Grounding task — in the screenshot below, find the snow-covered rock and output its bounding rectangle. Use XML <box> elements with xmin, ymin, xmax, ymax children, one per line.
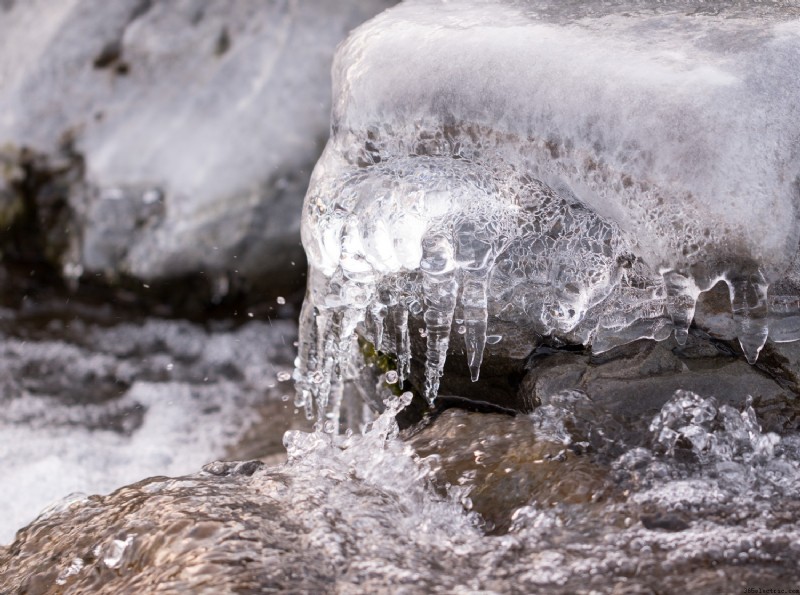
<box><xmin>0</xmin><ymin>0</ymin><xmax>395</xmax><ymax>287</ymax></box>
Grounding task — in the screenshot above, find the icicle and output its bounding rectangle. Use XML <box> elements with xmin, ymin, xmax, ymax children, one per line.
<box><xmin>460</xmin><ymin>270</ymin><xmax>490</xmax><ymax>382</ymax></box>
<box><xmin>323</xmin><ymin>378</ymin><xmax>345</xmax><ymax>434</ymax></box>
<box><xmin>661</xmin><ymin>270</ymin><xmax>700</xmax><ymax>345</ymax></box>
<box><xmin>366</xmin><ymin>301</ymin><xmax>388</xmax><ymax>352</ymax></box>
<box><xmin>293</xmin><ymin>296</ymin><xmax>321</xmax><ymax>418</ymax></box>
<box><xmin>335</xmin><ymin>307</ymin><xmax>362</xmax><ymax>374</ymax></box>
<box><xmin>726</xmin><ymin>270</ymin><xmax>769</xmax><ymax>364</ymax></box>
<box><xmin>315</xmin><ymin>308</ymin><xmax>339</xmax><ymax>417</ymax></box>
<box><xmin>392</xmin><ymin>304</ymin><xmax>411</xmax><ymax>384</ymax></box>
<box><xmin>420</xmin><ymin>234</ymin><xmax>458</xmax><ymax>404</ymax></box>
<box><xmin>767</xmin><ymin>295</ymin><xmax>800</xmax><ymax>343</ymax></box>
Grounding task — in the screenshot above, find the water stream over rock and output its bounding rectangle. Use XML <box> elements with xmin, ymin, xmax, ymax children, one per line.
<box><xmin>3</xmin><ymin>1</ymin><xmax>800</xmax><ymax>592</ymax></box>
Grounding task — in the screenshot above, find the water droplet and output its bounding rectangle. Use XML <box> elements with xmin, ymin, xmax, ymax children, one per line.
<box><xmin>385</xmin><ymin>370</ymin><xmax>399</xmax><ymax>384</ymax></box>
<box><xmin>277</xmin><ymin>296</ymin><xmax>286</xmax><ymax>305</ymax></box>
<box><xmin>486</xmin><ymin>334</ymin><xmax>502</xmax><ymax>344</ymax></box>
<box><xmin>457</xmin><ymin>325</ymin><xmax>466</xmax><ymax>334</ymax></box>
<box><xmin>142</xmin><ymin>188</ymin><xmax>162</xmax><ymax>204</ymax></box>
<box><xmin>165</xmin><ymin>363</ymin><xmax>174</xmax><ymax>371</ymax></box>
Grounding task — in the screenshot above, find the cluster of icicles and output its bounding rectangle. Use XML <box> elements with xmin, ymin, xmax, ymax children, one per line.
<box><xmin>293</xmin><ymin>156</ymin><xmax>800</xmax><ymax>428</ymax></box>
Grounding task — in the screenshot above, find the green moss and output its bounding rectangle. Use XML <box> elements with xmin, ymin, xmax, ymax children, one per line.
<box><xmin>358</xmin><ymin>335</ymin><xmax>405</xmax><ymax>396</ymax></box>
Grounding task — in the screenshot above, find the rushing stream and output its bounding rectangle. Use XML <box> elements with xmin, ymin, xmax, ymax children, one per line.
<box><xmin>2</xmin><ymin>0</ymin><xmax>800</xmax><ymax>592</ymax></box>
<box><xmin>3</xmin><ymin>383</ymin><xmax>800</xmax><ymax>592</ymax></box>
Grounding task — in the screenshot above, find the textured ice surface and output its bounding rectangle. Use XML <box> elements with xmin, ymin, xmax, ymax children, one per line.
<box><xmin>0</xmin><ymin>314</ymin><xmax>300</xmax><ymax>544</ymax></box>
<box><xmin>296</xmin><ymin>0</ymin><xmax>800</xmax><ymax>420</ymax></box>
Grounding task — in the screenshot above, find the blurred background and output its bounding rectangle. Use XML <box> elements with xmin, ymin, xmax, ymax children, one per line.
<box><xmin>0</xmin><ymin>0</ymin><xmax>396</xmax><ymax>542</ymax></box>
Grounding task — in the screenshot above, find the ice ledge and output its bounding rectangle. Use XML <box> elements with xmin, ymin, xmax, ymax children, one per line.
<box><xmin>295</xmin><ymin>0</ymin><xmax>800</xmax><ymax>422</ymax></box>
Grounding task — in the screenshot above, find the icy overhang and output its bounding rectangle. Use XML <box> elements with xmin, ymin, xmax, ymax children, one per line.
<box><xmin>296</xmin><ymin>0</ymin><xmax>800</xmax><ymax>423</ymax></box>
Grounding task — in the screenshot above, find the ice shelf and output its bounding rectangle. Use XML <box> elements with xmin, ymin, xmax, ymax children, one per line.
<box><xmin>295</xmin><ymin>0</ymin><xmax>800</xmax><ymax>424</ymax></box>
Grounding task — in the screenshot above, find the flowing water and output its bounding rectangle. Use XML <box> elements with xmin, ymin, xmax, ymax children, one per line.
<box><xmin>3</xmin><ymin>379</ymin><xmax>800</xmax><ymax>592</ymax></box>
<box><xmin>3</xmin><ymin>1</ymin><xmax>800</xmax><ymax>592</ymax></box>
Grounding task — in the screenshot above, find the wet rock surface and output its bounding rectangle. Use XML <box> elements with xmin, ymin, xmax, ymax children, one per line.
<box><xmin>3</xmin><ymin>388</ymin><xmax>800</xmax><ymax>593</ymax></box>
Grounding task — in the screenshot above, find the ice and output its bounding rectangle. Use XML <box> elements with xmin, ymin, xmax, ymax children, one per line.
<box><xmin>295</xmin><ymin>0</ymin><xmax>800</xmax><ymax>420</ymax></box>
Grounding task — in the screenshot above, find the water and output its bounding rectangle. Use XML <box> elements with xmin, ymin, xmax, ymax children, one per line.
<box><xmin>0</xmin><ymin>304</ymin><xmax>307</xmax><ymax>544</ymax></box>
<box><xmin>3</xmin><ymin>385</ymin><xmax>800</xmax><ymax>592</ymax></box>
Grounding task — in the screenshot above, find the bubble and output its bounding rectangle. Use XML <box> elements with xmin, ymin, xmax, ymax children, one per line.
<box><xmin>408</xmin><ymin>300</ymin><xmax>423</xmax><ymax>315</ymax></box>
<box><xmin>385</xmin><ymin>370</ymin><xmax>399</xmax><ymax>384</ymax></box>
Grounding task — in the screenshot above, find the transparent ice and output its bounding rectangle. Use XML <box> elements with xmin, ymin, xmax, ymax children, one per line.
<box><xmin>295</xmin><ymin>0</ymin><xmax>800</xmax><ymax>422</ymax></box>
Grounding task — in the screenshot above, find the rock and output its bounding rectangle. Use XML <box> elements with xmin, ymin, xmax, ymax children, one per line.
<box><xmin>519</xmin><ymin>335</ymin><xmax>800</xmax><ymax>434</ymax></box>
<box><xmin>0</xmin><ymin>0</ymin><xmax>395</xmax><ymax>295</ymax></box>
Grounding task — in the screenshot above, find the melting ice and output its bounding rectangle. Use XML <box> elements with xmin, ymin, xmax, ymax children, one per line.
<box><xmin>295</xmin><ymin>0</ymin><xmax>800</xmax><ymax>422</ymax></box>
